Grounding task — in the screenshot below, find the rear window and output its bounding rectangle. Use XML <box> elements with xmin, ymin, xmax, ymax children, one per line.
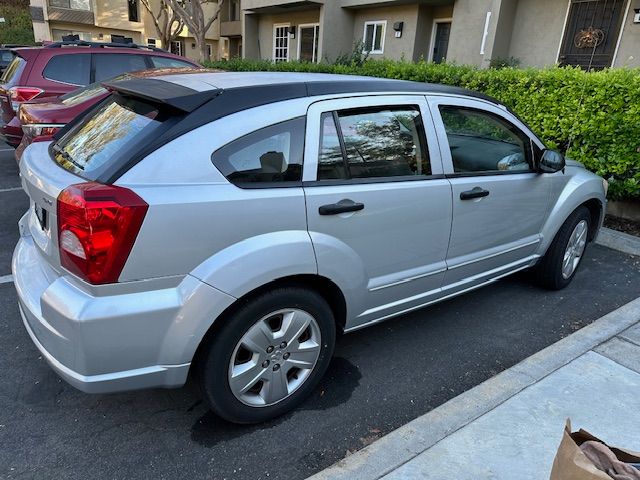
<box><xmin>43</xmin><ymin>54</ymin><xmax>91</xmax><ymax>86</ymax></box>
<box><xmin>1</xmin><ymin>56</ymin><xmax>26</xmax><ymax>85</ymax></box>
<box><xmin>52</xmin><ymin>95</ymin><xmax>171</xmax><ymax>179</ymax></box>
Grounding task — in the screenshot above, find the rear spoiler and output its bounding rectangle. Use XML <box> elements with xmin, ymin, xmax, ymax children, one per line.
<box><xmin>102</xmin><ymin>78</ymin><xmax>220</xmax><ymax>113</ymax></box>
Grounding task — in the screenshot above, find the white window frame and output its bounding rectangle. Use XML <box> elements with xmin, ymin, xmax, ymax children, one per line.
<box><xmin>428</xmin><ymin>18</ymin><xmax>453</xmax><ymax>63</ymax></box>
<box><xmin>207</xmin><ymin>43</ymin><xmax>213</xmax><ymax>59</ymax></box>
<box><xmin>273</xmin><ymin>23</ymin><xmax>290</xmax><ymax>62</ymax></box>
<box><xmin>297</xmin><ymin>23</ymin><xmax>320</xmax><ymax>62</ymax></box>
<box><xmin>363</xmin><ymin>20</ymin><xmax>386</xmax><ymax>54</ymax></box>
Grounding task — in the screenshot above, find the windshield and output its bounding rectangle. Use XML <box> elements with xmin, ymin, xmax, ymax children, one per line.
<box><xmin>53</xmin><ymin>94</ymin><xmax>170</xmax><ymax>179</ymax></box>
<box><xmin>59</xmin><ymin>72</ymin><xmax>133</xmax><ymax>106</ymax></box>
<box><xmin>60</xmin><ymin>83</ymin><xmax>109</xmax><ymax>106</ymax></box>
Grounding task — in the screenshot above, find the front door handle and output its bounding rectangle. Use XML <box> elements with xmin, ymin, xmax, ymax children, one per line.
<box><xmin>319</xmin><ymin>199</ymin><xmax>365</xmax><ymax>215</ymax></box>
<box><xmin>460</xmin><ymin>187</ymin><xmax>490</xmax><ymax>200</ymax></box>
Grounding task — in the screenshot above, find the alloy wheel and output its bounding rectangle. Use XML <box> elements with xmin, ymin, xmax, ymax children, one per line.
<box><xmin>228</xmin><ymin>308</ymin><xmax>322</xmax><ymax>407</ymax></box>
<box><xmin>562</xmin><ymin>219</ymin><xmax>588</xmax><ymax>279</ymax></box>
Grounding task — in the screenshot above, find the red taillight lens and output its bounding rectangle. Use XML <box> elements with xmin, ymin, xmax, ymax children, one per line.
<box><xmin>57</xmin><ymin>183</ymin><xmax>148</xmax><ymax>285</ymax></box>
<box><xmin>9</xmin><ymin>86</ymin><xmax>44</xmax><ymax>110</ymax></box>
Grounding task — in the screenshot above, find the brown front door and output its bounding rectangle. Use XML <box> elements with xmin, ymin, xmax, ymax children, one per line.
<box><xmin>558</xmin><ymin>0</ymin><xmax>627</xmax><ymax>70</ymax></box>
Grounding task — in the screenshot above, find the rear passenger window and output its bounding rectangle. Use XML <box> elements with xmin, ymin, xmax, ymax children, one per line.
<box><xmin>150</xmin><ymin>56</ymin><xmax>194</xmax><ymax>68</ymax></box>
<box><xmin>318</xmin><ymin>106</ymin><xmax>431</xmax><ymax>180</ymax></box>
<box><xmin>93</xmin><ymin>54</ymin><xmax>148</xmax><ymax>82</ymax></box>
<box><xmin>43</xmin><ymin>54</ymin><xmax>90</xmax><ymax>86</ymax></box>
<box><xmin>439</xmin><ymin>106</ymin><xmax>532</xmax><ymax>173</ymax></box>
<box><xmin>211</xmin><ymin>117</ymin><xmax>305</xmax><ymax>187</ymax></box>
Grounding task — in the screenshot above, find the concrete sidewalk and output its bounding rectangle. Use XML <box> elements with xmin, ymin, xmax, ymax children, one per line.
<box><xmin>310</xmin><ymin>231</ymin><xmax>640</xmax><ymax>480</ymax></box>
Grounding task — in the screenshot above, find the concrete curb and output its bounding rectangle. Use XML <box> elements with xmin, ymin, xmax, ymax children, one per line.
<box><xmin>309</xmin><ymin>296</ymin><xmax>640</xmax><ymax>480</ymax></box>
<box><xmin>596</xmin><ymin>227</ymin><xmax>640</xmax><ymax>257</ymax></box>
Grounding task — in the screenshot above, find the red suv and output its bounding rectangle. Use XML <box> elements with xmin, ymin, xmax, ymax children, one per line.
<box><xmin>15</xmin><ymin>67</ymin><xmax>210</xmax><ymax>160</ymax></box>
<box><xmin>0</xmin><ymin>40</ymin><xmax>198</xmax><ymax>147</ymax></box>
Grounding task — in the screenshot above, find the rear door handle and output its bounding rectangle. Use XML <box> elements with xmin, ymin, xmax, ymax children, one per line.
<box><xmin>460</xmin><ymin>187</ymin><xmax>490</xmax><ymax>200</ymax></box>
<box><xmin>319</xmin><ymin>199</ymin><xmax>365</xmax><ymax>215</ymax></box>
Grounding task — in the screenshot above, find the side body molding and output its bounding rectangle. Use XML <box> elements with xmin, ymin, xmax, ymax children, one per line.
<box><xmin>190</xmin><ymin>231</ymin><xmax>318</xmax><ymax>299</ymax></box>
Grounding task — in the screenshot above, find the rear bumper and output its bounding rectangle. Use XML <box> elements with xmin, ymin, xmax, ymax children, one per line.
<box><xmin>13</xmin><ymin>228</ymin><xmax>236</xmax><ymax>394</ymax></box>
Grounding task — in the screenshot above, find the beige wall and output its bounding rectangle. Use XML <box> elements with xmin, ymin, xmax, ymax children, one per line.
<box><xmin>318</xmin><ymin>1</ymin><xmax>354</xmax><ymax>61</ymax></box>
<box><xmin>351</xmin><ymin>4</ymin><xmax>420</xmax><ymax>60</ymax></box>
<box><xmin>613</xmin><ymin>0</ymin><xmax>640</xmax><ymax>67</ymax></box>
<box><xmin>507</xmin><ymin>0</ymin><xmax>568</xmax><ymax>67</ymax></box>
<box><xmin>94</xmin><ymin>0</ymin><xmax>143</xmax><ymax>32</ymax></box>
<box><xmin>413</xmin><ymin>4</ymin><xmax>453</xmax><ymax>61</ymax></box>
<box><xmin>255</xmin><ymin>9</ymin><xmax>321</xmax><ymax>60</ymax></box>
<box><xmin>352</xmin><ymin>4</ymin><xmax>420</xmax><ymax>60</ymax></box>
<box><xmin>48</xmin><ymin>21</ymin><xmax>143</xmax><ymax>43</ymax></box>
<box><xmin>447</xmin><ymin>0</ymin><xmax>493</xmax><ymax>66</ymax></box>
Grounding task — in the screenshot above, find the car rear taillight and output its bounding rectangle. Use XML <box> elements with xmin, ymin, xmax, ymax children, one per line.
<box><xmin>8</xmin><ymin>86</ymin><xmax>44</xmax><ymax>111</ymax></box>
<box><xmin>22</xmin><ymin>124</ymin><xmax>63</xmax><ymax>143</ymax></box>
<box><xmin>57</xmin><ymin>183</ymin><xmax>148</xmax><ymax>285</ymax></box>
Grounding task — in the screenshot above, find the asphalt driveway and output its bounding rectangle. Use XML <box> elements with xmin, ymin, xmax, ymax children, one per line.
<box><xmin>1</xmin><ymin>144</ymin><xmax>639</xmax><ymax>480</ymax></box>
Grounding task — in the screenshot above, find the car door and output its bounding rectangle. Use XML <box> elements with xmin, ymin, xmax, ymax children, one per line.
<box><xmin>427</xmin><ymin>96</ymin><xmax>550</xmax><ymax>289</ymax></box>
<box><xmin>303</xmin><ymin>95</ymin><xmax>452</xmax><ymax>330</ymax></box>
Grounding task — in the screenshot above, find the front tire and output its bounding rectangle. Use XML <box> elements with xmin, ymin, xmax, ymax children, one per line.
<box><xmin>536</xmin><ymin>206</ymin><xmax>591</xmax><ymax>290</ymax></box>
<box><xmin>199</xmin><ymin>287</ymin><xmax>336</xmax><ymax>424</ymax></box>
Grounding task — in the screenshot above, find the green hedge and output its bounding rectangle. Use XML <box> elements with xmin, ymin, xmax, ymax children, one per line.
<box><xmin>0</xmin><ymin>4</ymin><xmax>35</xmax><ymax>45</ymax></box>
<box><xmin>204</xmin><ymin>58</ymin><xmax>640</xmax><ymax>200</ymax></box>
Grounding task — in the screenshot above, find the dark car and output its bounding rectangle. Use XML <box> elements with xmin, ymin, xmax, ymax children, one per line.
<box><xmin>0</xmin><ymin>40</ymin><xmax>198</xmax><ymax>147</ymax></box>
<box><xmin>15</xmin><ymin>66</ymin><xmax>210</xmax><ymax>160</ymax></box>
<box><xmin>0</xmin><ymin>49</ymin><xmax>16</xmax><ymax>76</ymax></box>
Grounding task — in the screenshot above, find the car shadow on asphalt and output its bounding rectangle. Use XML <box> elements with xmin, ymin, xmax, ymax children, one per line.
<box><xmin>189</xmin><ymin>357</ymin><xmax>362</xmax><ymax>447</ymax></box>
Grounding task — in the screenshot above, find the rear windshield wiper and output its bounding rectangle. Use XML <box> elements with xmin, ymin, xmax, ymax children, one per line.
<box><xmin>52</xmin><ymin>142</ymin><xmax>85</xmax><ymax>171</ymax></box>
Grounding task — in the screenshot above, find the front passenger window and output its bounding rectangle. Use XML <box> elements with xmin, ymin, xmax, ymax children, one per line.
<box><xmin>439</xmin><ymin>106</ymin><xmax>532</xmax><ymax>173</ymax></box>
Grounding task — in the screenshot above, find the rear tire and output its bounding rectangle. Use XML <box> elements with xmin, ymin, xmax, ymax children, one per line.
<box><xmin>198</xmin><ymin>287</ymin><xmax>336</xmax><ymax>424</ymax></box>
<box><xmin>536</xmin><ymin>206</ymin><xmax>591</xmax><ymax>290</ymax></box>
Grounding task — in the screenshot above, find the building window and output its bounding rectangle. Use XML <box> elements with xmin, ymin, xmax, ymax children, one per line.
<box><xmin>170</xmin><ymin>40</ymin><xmax>183</xmax><ymax>56</ymax></box>
<box><xmin>273</xmin><ymin>24</ymin><xmax>290</xmax><ymax>62</ymax></box>
<box><xmin>147</xmin><ymin>38</ymin><xmax>156</xmax><ymax>47</ymax></box>
<box><xmin>364</xmin><ymin>20</ymin><xmax>386</xmax><ymax>54</ymax></box>
<box><xmin>229</xmin><ymin>0</ymin><xmax>240</xmax><ymax>22</ymax></box>
<box><xmin>49</xmin><ymin>0</ymin><xmax>91</xmax><ymax>11</ymax></box>
<box><xmin>128</xmin><ymin>0</ymin><xmax>139</xmax><ymax>21</ymax></box>
<box><xmin>298</xmin><ymin>24</ymin><xmax>319</xmax><ymax>62</ymax></box>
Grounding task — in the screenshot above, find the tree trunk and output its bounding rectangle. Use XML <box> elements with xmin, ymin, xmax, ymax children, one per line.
<box><xmin>198</xmin><ymin>32</ymin><xmax>208</xmax><ymax>63</ymax></box>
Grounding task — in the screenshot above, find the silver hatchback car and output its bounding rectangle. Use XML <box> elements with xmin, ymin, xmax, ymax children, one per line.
<box><xmin>14</xmin><ymin>72</ymin><xmax>607</xmax><ymax>423</ymax></box>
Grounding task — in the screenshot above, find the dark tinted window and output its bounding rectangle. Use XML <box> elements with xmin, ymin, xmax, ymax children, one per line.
<box><xmin>54</xmin><ymin>95</ymin><xmax>169</xmax><ymax>179</ymax></box>
<box><xmin>0</xmin><ymin>50</ymin><xmax>14</xmax><ymax>63</ymax></box>
<box><xmin>439</xmin><ymin>106</ymin><xmax>532</xmax><ymax>173</ymax></box>
<box><xmin>318</xmin><ymin>106</ymin><xmax>430</xmax><ymax>180</ymax></box>
<box><xmin>93</xmin><ymin>54</ymin><xmax>148</xmax><ymax>82</ymax></box>
<box><xmin>212</xmin><ymin>117</ymin><xmax>305</xmax><ymax>186</ymax></box>
<box><xmin>43</xmin><ymin>54</ymin><xmax>91</xmax><ymax>85</ymax></box>
<box><xmin>150</xmin><ymin>56</ymin><xmax>194</xmax><ymax>68</ymax></box>
<box><xmin>128</xmin><ymin>0</ymin><xmax>139</xmax><ymax>21</ymax></box>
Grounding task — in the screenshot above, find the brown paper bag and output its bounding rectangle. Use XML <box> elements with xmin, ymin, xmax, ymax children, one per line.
<box><xmin>550</xmin><ymin>419</ymin><xmax>640</xmax><ymax>480</ymax></box>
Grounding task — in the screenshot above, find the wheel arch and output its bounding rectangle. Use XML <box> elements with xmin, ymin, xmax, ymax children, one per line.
<box><xmin>190</xmin><ymin>274</ymin><xmax>348</xmax><ymax>374</ymax></box>
<box><xmin>539</xmin><ymin>173</ymin><xmax>606</xmax><ymax>256</ymax></box>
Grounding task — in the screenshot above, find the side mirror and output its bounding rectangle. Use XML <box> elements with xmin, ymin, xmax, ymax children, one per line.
<box><xmin>538</xmin><ymin>149</ymin><xmax>566</xmax><ymax>174</ymax></box>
